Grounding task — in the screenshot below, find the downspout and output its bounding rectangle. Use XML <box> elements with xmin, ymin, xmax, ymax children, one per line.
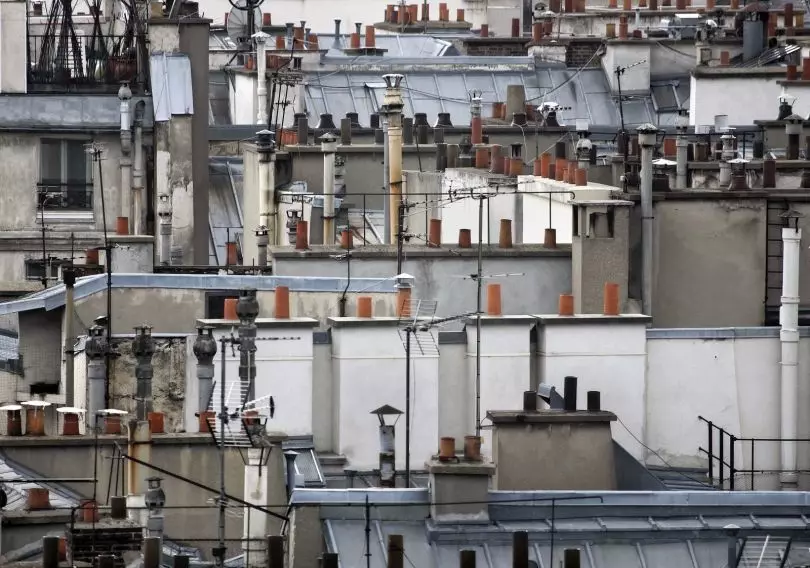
<box><xmin>256</xmin><ymin>130</ymin><xmax>277</xmax><ymax>248</ymax></box>
<box><xmin>254</xmin><ymin>32</ymin><xmax>270</xmax><ymax>125</ymax></box>
<box><xmin>383</xmin><ymin>74</ymin><xmax>404</xmax><ymax>245</ymax></box>
<box><xmin>119</xmin><ymin>83</ymin><xmax>133</xmax><ymax>232</ymax></box>
<box><xmin>637</xmin><ymin>123</ymin><xmax>659</xmax><ymax>318</ymax></box>
<box><xmin>779</xmin><ymin>212</ymin><xmax>802</xmax><ymax>490</ymax></box>
<box><xmin>63</xmin><ymin>267</ymin><xmax>76</xmax><ymax>407</ymax></box>
<box><xmin>157</xmin><ymin>193</ymin><xmax>172</xmax><ymax>265</ymax></box>
<box><xmin>383</xmin><ymin>114</ymin><xmax>391</xmax><ymax>243</ymax></box>
<box><xmin>676</xmin><ymin>110</ymin><xmax>688</xmax><ymax>189</ymax></box>
<box><xmin>133</xmin><ymin>101</ymin><xmax>146</xmax><ymax>235</ymax></box>
<box><xmin>320</xmin><ymin>133</ymin><xmax>338</xmax><ymax>244</ymax></box>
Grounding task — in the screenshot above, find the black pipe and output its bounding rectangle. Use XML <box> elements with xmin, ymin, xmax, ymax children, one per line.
<box><xmin>586</xmin><ymin>390</ymin><xmax>600</xmax><ymax>411</ymax></box>
<box><xmin>563</xmin><ymin>376</ymin><xmax>577</xmax><ymax>411</ymax></box>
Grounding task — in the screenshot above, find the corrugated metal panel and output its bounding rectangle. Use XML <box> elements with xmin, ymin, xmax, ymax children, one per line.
<box><xmin>150</xmin><ymin>53</ymin><xmax>194</xmax><ymax>122</ymax></box>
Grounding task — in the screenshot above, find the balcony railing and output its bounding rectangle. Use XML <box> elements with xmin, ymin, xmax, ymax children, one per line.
<box><xmin>37</xmin><ymin>182</ymin><xmax>94</xmax><ymax>210</ymax></box>
<box><xmin>27</xmin><ymin>33</ymin><xmax>145</xmax><ymax>94</ymax></box>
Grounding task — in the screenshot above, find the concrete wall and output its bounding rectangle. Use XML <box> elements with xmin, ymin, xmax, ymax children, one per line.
<box><xmin>1</xmin><ymin>437</ymin><xmax>253</xmax><ymax>558</ymax></box>
<box><xmin>270</xmin><ymin>247</ymin><xmax>571</xmax><ymax>326</ymax></box>
<box><xmin>689</xmin><ymin>71</ymin><xmax>792</xmax><ymax>127</ymax></box>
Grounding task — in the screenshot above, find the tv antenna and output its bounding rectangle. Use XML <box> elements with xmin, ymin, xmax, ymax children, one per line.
<box><xmin>614</xmin><ymin>58</ymin><xmax>647</xmax><ymax>188</ymax></box>
<box><xmin>225</xmin><ymin>0</ymin><xmax>264</xmax><ymax>51</ymax></box>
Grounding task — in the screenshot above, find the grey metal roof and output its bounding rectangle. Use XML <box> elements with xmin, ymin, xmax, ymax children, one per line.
<box><xmin>0</xmin><ymin>273</ymin><xmax>397</xmax><ymax>316</ymax></box>
<box><xmin>284</xmin><ymin>438</ymin><xmax>327</xmax><ymax>487</ymax></box>
<box><xmin>150</xmin><ymin>53</ymin><xmax>194</xmax><ymax>122</ymax></box>
<box><xmin>209</xmin><ymin>157</ymin><xmax>244</xmax><ymax>266</ymax></box>
<box><xmin>304</xmin><ymin>66</ymin><xmax>671</xmax><ymax>129</ymax></box>
<box><xmin>321</xmin><ymin>34</ymin><xmax>457</xmax><ymax>57</ymax></box>
<box><xmin>296</xmin><ymin>489</ymin><xmax>810</xmax><ymax>568</ymax></box>
<box><xmin>0</xmin><ymin>451</ymin><xmax>77</xmax><ymax>511</ymax></box>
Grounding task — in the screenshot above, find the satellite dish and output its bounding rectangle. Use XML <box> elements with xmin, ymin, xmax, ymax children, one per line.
<box><xmin>226</xmin><ymin>0</ymin><xmax>263</xmax><ymax>47</ymax></box>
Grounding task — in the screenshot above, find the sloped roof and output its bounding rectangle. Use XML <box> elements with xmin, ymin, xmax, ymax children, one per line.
<box><xmin>0</xmin><ymin>451</ymin><xmax>78</xmax><ymax>511</ymax></box>
<box><xmin>303</xmin><ymin>65</ymin><xmax>668</xmax><ymax>129</ymax></box>
<box><xmin>294</xmin><ymin>489</ymin><xmax>810</xmax><ymax>568</ymax></box>
<box><xmin>321</xmin><ymin>34</ymin><xmax>458</xmax><ymax>57</ymax></box>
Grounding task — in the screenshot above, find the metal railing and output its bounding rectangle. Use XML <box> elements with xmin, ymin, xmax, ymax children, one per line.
<box><xmin>38</xmin><ymin>182</ymin><xmax>94</xmax><ymax>210</ymax></box>
<box><xmin>698</xmin><ymin>415</ymin><xmax>810</xmax><ymax>490</ymax></box>
<box><xmin>27</xmin><ymin>33</ymin><xmax>145</xmax><ymax>93</ymax></box>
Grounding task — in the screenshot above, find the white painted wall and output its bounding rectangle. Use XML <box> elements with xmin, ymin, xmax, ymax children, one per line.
<box><xmin>537</xmin><ymin>316</ymin><xmax>649</xmax><ymax>460</ymax></box>
<box><xmin>231</xmin><ymin>73</ymin><xmax>257</xmax><ymax>126</ymax></box>
<box><xmin>202</xmin><ymin>319</ymin><xmax>318</xmax><ymax>437</ymax></box>
<box><xmin>467</xmin><ymin>317</ymin><xmax>535</xmax><ymax>457</ymax></box>
<box><xmin>602</xmin><ymin>42</ymin><xmax>651</xmax><ymax>94</ymax></box>
<box><xmin>331</xmin><ymin>321</ymin><xmax>439</xmax><ymax>471</ymax></box>
<box><xmin>688</xmin><ymin>74</ymin><xmax>806</xmax><ymax>128</ymax></box>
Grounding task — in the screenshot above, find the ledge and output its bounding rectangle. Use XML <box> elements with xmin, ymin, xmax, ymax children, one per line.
<box><xmin>197</xmin><ymin>317</ymin><xmax>319</xmax><ymax>329</ymax></box>
<box><xmin>328</xmin><ymin>316</ymin><xmax>400</xmax><ymax>328</ymax></box>
<box><xmin>463</xmin><ymin>315</ymin><xmax>538</xmax><ymax>326</ymax></box>
<box><xmin>426</xmin><ymin>459</ymin><xmax>496</xmax><ymax>476</ymax></box>
<box><xmin>486</xmin><ymin>409</ymin><xmax>617</xmax><ymax>424</ymax></box>
<box><xmin>271</xmin><ymin>244</ymin><xmax>570</xmax><ymax>259</ymax></box>
<box><xmin>0</xmin><ymin>432</ymin><xmax>215</xmax><ymax>446</ymax></box>
<box><xmin>535</xmin><ymin>314</ymin><xmax>651</xmax><ymax>325</ymax></box>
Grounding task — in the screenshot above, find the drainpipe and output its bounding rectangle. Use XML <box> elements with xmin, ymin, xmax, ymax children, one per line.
<box><xmin>254</xmin><ymin>32</ymin><xmax>270</xmax><ymax>125</ymax></box>
<box><xmin>779</xmin><ymin>211</ymin><xmax>803</xmax><ymax>490</ymax></box>
<box><xmin>256</xmin><ymin>130</ymin><xmax>277</xmax><ymax>249</ymax></box>
<box><xmin>63</xmin><ymin>267</ymin><xmax>76</xmax><ymax>407</ymax></box>
<box><xmin>118</xmin><ymin>83</ymin><xmax>132</xmax><ymax>232</ymax></box>
<box><xmin>383</xmin><ymin>74</ymin><xmax>404</xmax><ymax>245</ymax></box>
<box><xmin>85</xmin><ymin>326</ymin><xmax>109</xmax><ymax>429</ymax></box>
<box><xmin>383</xmin><ymin>113</ymin><xmax>391</xmax><ymax>243</ymax></box>
<box><xmin>133</xmin><ymin>101</ymin><xmax>146</xmax><ymax>235</ymax></box>
<box><xmin>637</xmin><ymin>123</ymin><xmax>659</xmax><ymax>318</ymax></box>
<box><xmin>157</xmin><ymin>193</ymin><xmax>172</xmax><ymax>265</ymax></box>
<box><xmin>676</xmin><ymin>109</ymin><xmax>689</xmax><ymax>189</ymax></box>
<box><xmin>719</xmin><ymin>132</ymin><xmax>735</xmax><ymax>187</ymax></box>
<box><xmin>320</xmin><ymin>132</ymin><xmax>338</xmax><ymax>244</ymax></box>
<box><xmin>193</xmin><ymin>326</ymin><xmax>217</xmax><ymax>415</ymax></box>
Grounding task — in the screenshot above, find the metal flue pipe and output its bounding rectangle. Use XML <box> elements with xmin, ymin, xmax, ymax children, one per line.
<box><xmin>638</xmin><ymin>123</ymin><xmax>658</xmax><ymax>318</ymax></box>
<box><xmin>157</xmin><ymin>193</ymin><xmax>172</xmax><ymax>265</ymax></box>
<box><xmin>132</xmin><ymin>325</ymin><xmax>155</xmax><ymax>421</ymax></box>
<box><xmin>237</xmin><ymin>289</ymin><xmax>260</xmax><ymax>401</ymax></box>
<box><xmin>193</xmin><ymin>326</ymin><xmax>217</xmax><ymax>414</ymax></box>
<box><xmin>133</xmin><ymin>100</ymin><xmax>146</xmax><ymax>234</ymax></box>
<box><xmin>118</xmin><ymin>83</ymin><xmax>132</xmax><ymax>230</ymax></box>
<box><xmin>383</xmin><ymin>74</ymin><xmax>404</xmax><ymax>245</ymax></box>
<box><xmin>719</xmin><ymin>133</ymin><xmax>735</xmax><ymax>187</ymax></box>
<box><xmin>257</xmin><ymin>130</ymin><xmax>277</xmax><ymax>250</ymax></box>
<box><xmin>255</xmin><ymin>32</ymin><xmax>270</xmax><ymax>125</ymax></box>
<box><xmin>85</xmin><ymin>326</ymin><xmax>109</xmax><ymax>428</ymax></box>
<box><xmin>675</xmin><ymin>110</ymin><xmax>689</xmax><ymax>189</ymax></box>
<box><xmin>780</xmin><ymin>212</ymin><xmax>802</xmax><ymax>490</ymax></box>
<box><xmin>320</xmin><ymin>132</ymin><xmax>338</xmax><ymax>244</ymax></box>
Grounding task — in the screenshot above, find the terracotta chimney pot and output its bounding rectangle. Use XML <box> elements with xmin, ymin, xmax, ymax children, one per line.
<box><xmin>275</xmin><ymin>285</ymin><xmax>291</xmax><ymax>319</ymax></box>
<box><xmin>559</xmin><ymin>294</ymin><xmax>575</xmax><ymax>316</ymax></box>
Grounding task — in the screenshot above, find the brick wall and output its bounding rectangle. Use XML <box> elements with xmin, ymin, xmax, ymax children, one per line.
<box><xmin>69</xmin><ymin>521</ymin><xmax>144</xmax><ymax>566</ymax></box>
<box><xmin>462</xmin><ymin>39</ymin><xmax>529</xmax><ymax>57</ymax></box>
<box><xmin>566</xmin><ymin>41</ymin><xmax>603</xmax><ymax>68</ymax></box>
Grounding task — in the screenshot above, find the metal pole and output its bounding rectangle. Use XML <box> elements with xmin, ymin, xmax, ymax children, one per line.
<box><xmin>405</xmin><ymin>331</ymin><xmax>411</xmax><ymax>487</ymax></box>
<box><xmin>64</xmin><ymin>268</ymin><xmax>76</xmax><ymax>407</ymax></box>
<box><xmin>396</xmin><ymin>200</ymin><xmax>404</xmax><ymax>275</ymax></box>
<box><xmin>729</xmin><ymin>434</ymin><xmax>736</xmax><ymax>491</ymax></box>
<box><xmin>40</xmin><ymin>200</ymin><xmax>48</xmax><ymax>289</ymax></box>
<box><xmin>475</xmin><ymin>196</ymin><xmax>483</xmax><ymax>437</ymax></box>
<box><xmin>93</xmin><ymin>147</ymin><xmax>113</xmax><ymax>409</ymax></box>
<box><xmin>364</xmin><ymin>495</ymin><xmax>371</xmax><ymax>568</ymax></box>
<box><xmin>707</xmin><ymin>420</ymin><xmax>713</xmax><ymax>484</ymax></box>
<box><xmin>216</xmin><ymin>337</ymin><xmax>227</xmax><ymax>568</ymax></box>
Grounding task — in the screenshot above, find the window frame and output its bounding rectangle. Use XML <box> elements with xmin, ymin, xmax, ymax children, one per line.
<box><xmin>37</xmin><ymin>137</ymin><xmax>94</xmax><ymax>223</ymax></box>
<box><xmin>24</xmin><ymin>258</ymin><xmax>67</xmax><ymax>282</ymax></box>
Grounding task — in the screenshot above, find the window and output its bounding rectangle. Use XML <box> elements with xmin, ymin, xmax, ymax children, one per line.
<box><xmin>25</xmin><ymin>258</ymin><xmax>67</xmax><ymax>282</ymax></box>
<box><xmin>38</xmin><ymin>139</ymin><xmax>93</xmax><ymax>210</ymax></box>
<box><xmin>205</xmin><ymin>292</ymin><xmax>239</xmax><ymax>318</ymax></box>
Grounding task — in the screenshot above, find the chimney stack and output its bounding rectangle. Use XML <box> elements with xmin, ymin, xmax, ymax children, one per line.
<box><xmin>786</xmin><ymin>115</ymin><xmax>804</xmax><ymax>160</ymax></box>
<box><xmin>236</xmin><ymin>289</ymin><xmax>260</xmax><ymax>402</ymax></box>
<box><xmin>637</xmin><ymin>124</ymin><xmax>659</xmax><ymax>317</ymax></box>
<box><xmin>157</xmin><ymin>193</ymin><xmax>172</xmax><ymax>265</ymax></box>
<box><xmin>470</xmin><ymin>92</ymin><xmax>483</xmax><ymax>145</ymax></box>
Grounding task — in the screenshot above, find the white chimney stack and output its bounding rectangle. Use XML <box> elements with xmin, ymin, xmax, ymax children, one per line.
<box><xmin>256</xmin><ymin>130</ymin><xmax>277</xmax><ymax>253</ymax></box>
<box><xmin>157</xmin><ymin>193</ymin><xmax>173</xmax><ymax>265</ymax></box>
<box><xmin>779</xmin><ymin>211</ymin><xmax>802</xmax><ymax>490</ymax></box>
<box><xmin>719</xmin><ymin>132</ymin><xmax>735</xmax><ymax>187</ymax></box>
<box><xmin>675</xmin><ymin>110</ymin><xmax>689</xmax><ymax>189</ymax></box>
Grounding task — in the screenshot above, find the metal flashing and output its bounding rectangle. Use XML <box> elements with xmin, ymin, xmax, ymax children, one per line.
<box><xmin>150</xmin><ymin>53</ymin><xmax>194</xmax><ymax>121</ymax></box>
<box><xmin>0</xmin><ymin>274</ymin><xmax>397</xmax><ymax>316</ymax></box>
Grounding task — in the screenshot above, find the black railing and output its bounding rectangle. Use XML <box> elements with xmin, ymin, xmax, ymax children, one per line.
<box><xmin>27</xmin><ymin>33</ymin><xmax>145</xmax><ymax>93</ymax></box>
<box><xmin>37</xmin><ymin>182</ymin><xmax>93</xmax><ymax>210</ymax></box>
<box><xmin>698</xmin><ymin>415</ymin><xmax>810</xmax><ymax>490</ymax></box>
